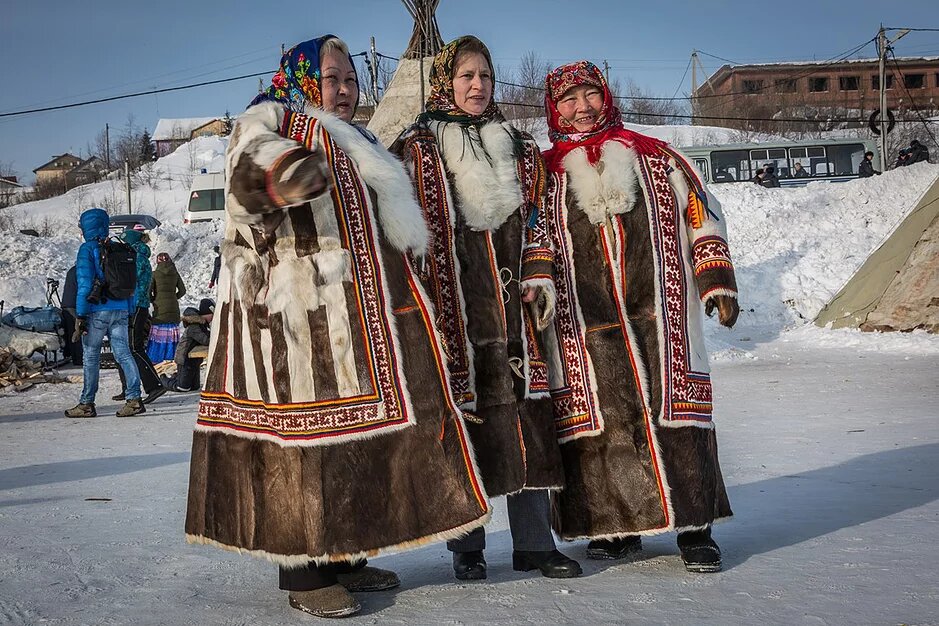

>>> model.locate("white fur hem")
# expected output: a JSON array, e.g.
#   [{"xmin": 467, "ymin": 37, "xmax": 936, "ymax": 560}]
[
  {"xmin": 185, "ymin": 509, "xmax": 492, "ymax": 568},
  {"xmin": 701, "ymin": 288, "xmax": 738, "ymax": 303},
  {"xmin": 557, "ymin": 515, "xmax": 732, "ymax": 542}
]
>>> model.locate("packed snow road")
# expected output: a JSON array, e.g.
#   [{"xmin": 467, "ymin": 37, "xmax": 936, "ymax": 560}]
[{"xmin": 0, "ymin": 336, "xmax": 936, "ymax": 625}]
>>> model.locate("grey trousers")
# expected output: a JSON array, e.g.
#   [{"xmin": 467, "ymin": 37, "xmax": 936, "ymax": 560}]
[{"xmin": 447, "ymin": 489, "xmax": 556, "ymax": 553}]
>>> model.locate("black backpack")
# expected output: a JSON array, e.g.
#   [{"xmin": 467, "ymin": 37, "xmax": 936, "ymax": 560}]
[{"xmin": 100, "ymin": 238, "xmax": 138, "ymax": 300}]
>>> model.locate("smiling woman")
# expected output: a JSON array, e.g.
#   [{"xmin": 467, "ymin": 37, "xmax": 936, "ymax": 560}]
[{"xmin": 185, "ymin": 34, "xmax": 491, "ymax": 619}]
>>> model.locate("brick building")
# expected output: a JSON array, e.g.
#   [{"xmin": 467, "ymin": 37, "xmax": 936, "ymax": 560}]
[{"xmin": 693, "ymin": 56, "xmax": 939, "ymax": 131}]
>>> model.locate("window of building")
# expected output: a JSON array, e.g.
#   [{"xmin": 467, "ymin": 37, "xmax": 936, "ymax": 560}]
[
  {"xmin": 871, "ymin": 75, "xmax": 894, "ymax": 90},
  {"xmin": 808, "ymin": 77, "xmax": 829, "ymax": 92},
  {"xmin": 775, "ymin": 78, "xmax": 798, "ymax": 93},
  {"xmin": 839, "ymin": 76, "xmax": 859, "ymax": 91},
  {"xmin": 743, "ymin": 79, "xmax": 765, "ymax": 94},
  {"xmin": 904, "ymin": 73, "xmax": 925, "ymax": 89}
]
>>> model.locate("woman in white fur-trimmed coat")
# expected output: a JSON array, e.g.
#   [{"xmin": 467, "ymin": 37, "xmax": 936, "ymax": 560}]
[
  {"xmin": 541, "ymin": 61, "xmax": 740, "ymax": 574},
  {"xmin": 184, "ymin": 36, "xmax": 491, "ymax": 619},
  {"xmin": 392, "ymin": 36, "xmax": 580, "ymax": 581}
]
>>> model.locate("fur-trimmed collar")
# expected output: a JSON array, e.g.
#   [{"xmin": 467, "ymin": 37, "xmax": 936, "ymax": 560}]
[
  {"xmin": 562, "ymin": 141, "xmax": 640, "ymax": 225},
  {"xmin": 428, "ymin": 120, "xmax": 524, "ymax": 231},
  {"xmin": 292, "ymin": 103, "xmax": 429, "ymax": 255}
]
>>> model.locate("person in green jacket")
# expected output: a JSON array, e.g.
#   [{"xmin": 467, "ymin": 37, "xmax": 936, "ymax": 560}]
[
  {"xmin": 147, "ymin": 252, "xmax": 186, "ymax": 363},
  {"xmin": 115, "ymin": 227, "xmax": 166, "ymax": 403}
]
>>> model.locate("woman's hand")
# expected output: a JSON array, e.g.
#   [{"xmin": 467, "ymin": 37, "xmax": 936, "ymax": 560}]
[{"xmin": 705, "ymin": 295, "xmax": 739, "ymax": 328}]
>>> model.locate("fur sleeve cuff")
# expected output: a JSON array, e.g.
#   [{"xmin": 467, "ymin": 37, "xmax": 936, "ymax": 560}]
[
  {"xmin": 701, "ymin": 285, "xmax": 738, "ymax": 303},
  {"xmin": 521, "ymin": 245, "xmax": 554, "ymax": 284}
]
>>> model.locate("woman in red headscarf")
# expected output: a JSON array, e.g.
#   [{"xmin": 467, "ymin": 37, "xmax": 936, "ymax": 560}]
[{"xmin": 541, "ymin": 61, "xmax": 739, "ymax": 573}]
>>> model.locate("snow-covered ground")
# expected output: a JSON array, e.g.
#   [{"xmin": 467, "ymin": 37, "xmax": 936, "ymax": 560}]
[
  {"xmin": 0, "ymin": 339, "xmax": 936, "ymax": 624},
  {"xmin": 1, "ymin": 130, "xmax": 938, "ymax": 623}
]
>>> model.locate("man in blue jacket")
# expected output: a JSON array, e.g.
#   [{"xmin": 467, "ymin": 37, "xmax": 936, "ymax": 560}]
[{"xmin": 65, "ymin": 208, "xmax": 145, "ymax": 418}]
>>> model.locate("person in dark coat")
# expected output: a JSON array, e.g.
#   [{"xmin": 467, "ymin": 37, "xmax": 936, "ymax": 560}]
[
  {"xmin": 64, "ymin": 208, "xmax": 145, "ymax": 418},
  {"xmin": 208, "ymin": 245, "xmax": 221, "ymax": 290},
  {"xmin": 859, "ymin": 151, "xmax": 881, "ymax": 178},
  {"xmin": 114, "ymin": 228, "xmax": 166, "ymax": 404},
  {"xmin": 147, "ymin": 252, "xmax": 186, "ymax": 363},
  {"xmin": 760, "ymin": 164, "xmax": 781, "ymax": 188},
  {"xmin": 161, "ymin": 299, "xmax": 213, "ymax": 392},
  {"xmin": 908, "ymin": 140, "xmax": 930, "ymax": 165},
  {"xmin": 896, "ymin": 148, "xmax": 911, "ymax": 167},
  {"xmin": 793, "ymin": 162, "xmax": 810, "ymax": 178},
  {"xmin": 60, "ymin": 265, "xmax": 83, "ymax": 366}
]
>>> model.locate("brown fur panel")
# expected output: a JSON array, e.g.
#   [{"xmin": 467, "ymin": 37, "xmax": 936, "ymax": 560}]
[
  {"xmin": 462, "ymin": 403, "xmax": 526, "ymax": 497},
  {"xmin": 518, "ymin": 396, "xmax": 564, "ymax": 489}
]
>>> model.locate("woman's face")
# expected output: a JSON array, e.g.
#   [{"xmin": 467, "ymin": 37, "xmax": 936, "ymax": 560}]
[
  {"xmin": 556, "ymin": 84, "xmax": 605, "ymax": 132},
  {"xmin": 452, "ymin": 52, "xmax": 493, "ymax": 116},
  {"xmin": 320, "ymin": 50, "xmax": 359, "ymax": 122}
]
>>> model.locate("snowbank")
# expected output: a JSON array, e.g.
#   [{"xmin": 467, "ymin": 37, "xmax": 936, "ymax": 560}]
[
  {"xmin": 2, "ymin": 132, "xmax": 937, "ymax": 352},
  {"xmin": 713, "ymin": 162, "xmax": 939, "ymax": 339}
]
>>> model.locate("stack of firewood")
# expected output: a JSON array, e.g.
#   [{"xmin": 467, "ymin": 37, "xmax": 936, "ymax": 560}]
[{"xmin": 0, "ymin": 348, "xmax": 78, "ymax": 393}]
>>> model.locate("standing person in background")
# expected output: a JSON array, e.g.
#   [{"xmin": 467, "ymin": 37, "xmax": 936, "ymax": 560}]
[
  {"xmin": 60, "ymin": 265, "xmax": 83, "ymax": 366},
  {"xmin": 208, "ymin": 245, "xmax": 221, "ymax": 290},
  {"xmin": 907, "ymin": 139, "xmax": 930, "ymax": 165},
  {"xmin": 64, "ymin": 208, "xmax": 145, "ymax": 418},
  {"xmin": 114, "ymin": 227, "xmax": 166, "ymax": 404},
  {"xmin": 859, "ymin": 151, "xmax": 881, "ymax": 178},
  {"xmin": 147, "ymin": 252, "xmax": 186, "ymax": 363}
]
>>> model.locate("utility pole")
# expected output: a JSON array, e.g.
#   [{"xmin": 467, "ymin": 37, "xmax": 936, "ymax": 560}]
[
  {"xmin": 603, "ymin": 59, "xmax": 610, "ymax": 83},
  {"xmin": 124, "ymin": 160, "xmax": 131, "ymax": 214},
  {"xmin": 877, "ymin": 25, "xmax": 888, "ymax": 172},
  {"xmin": 105, "ymin": 123, "xmax": 110, "ymax": 171},
  {"xmin": 370, "ymin": 36, "xmax": 380, "ymax": 104},
  {"xmin": 691, "ymin": 50, "xmax": 698, "ymax": 125}
]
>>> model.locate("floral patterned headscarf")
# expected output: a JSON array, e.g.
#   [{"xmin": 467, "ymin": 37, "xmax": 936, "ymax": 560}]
[
  {"xmin": 250, "ymin": 35, "xmax": 359, "ymax": 114},
  {"xmin": 421, "ymin": 36, "xmax": 502, "ymax": 125},
  {"xmin": 543, "ymin": 60, "xmax": 665, "ymax": 172}
]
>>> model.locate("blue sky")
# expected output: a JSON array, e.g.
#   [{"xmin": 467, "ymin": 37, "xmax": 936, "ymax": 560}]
[{"xmin": 1, "ymin": 0, "xmax": 937, "ymax": 182}]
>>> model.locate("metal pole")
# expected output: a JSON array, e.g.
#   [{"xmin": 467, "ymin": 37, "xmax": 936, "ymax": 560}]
[
  {"xmin": 105, "ymin": 123, "xmax": 110, "ymax": 170},
  {"xmin": 878, "ymin": 26, "xmax": 888, "ymax": 172},
  {"xmin": 691, "ymin": 51, "xmax": 698, "ymax": 125},
  {"xmin": 125, "ymin": 160, "xmax": 131, "ymax": 214},
  {"xmin": 370, "ymin": 36, "xmax": 380, "ymax": 104}
]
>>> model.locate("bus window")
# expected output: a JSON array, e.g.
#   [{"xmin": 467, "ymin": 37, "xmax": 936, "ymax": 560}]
[
  {"xmin": 827, "ymin": 143, "xmax": 866, "ymax": 175},
  {"xmin": 694, "ymin": 159, "xmax": 710, "ymax": 182},
  {"xmin": 711, "ymin": 149, "xmax": 749, "ymax": 181}
]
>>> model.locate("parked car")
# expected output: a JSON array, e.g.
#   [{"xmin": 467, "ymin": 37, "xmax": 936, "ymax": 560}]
[
  {"xmin": 108, "ymin": 214, "xmax": 161, "ymax": 236},
  {"xmin": 183, "ymin": 173, "xmax": 225, "ymax": 224}
]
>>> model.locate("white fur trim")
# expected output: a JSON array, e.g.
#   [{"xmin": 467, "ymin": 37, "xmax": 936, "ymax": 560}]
[
  {"xmin": 185, "ymin": 508, "xmax": 492, "ymax": 568},
  {"xmin": 702, "ymin": 288, "xmax": 738, "ymax": 303},
  {"xmin": 556, "ymin": 516, "xmax": 732, "ymax": 541},
  {"xmin": 430, "ymin": 120, "xmax": 523, "ymax": 231},
  {"xmin": 302, "ymin": 105, "xmax": 429, "ymax": 255},
  {"xmin": 562, "ymin": 142, "xmax": 640, "ymax": 225}
]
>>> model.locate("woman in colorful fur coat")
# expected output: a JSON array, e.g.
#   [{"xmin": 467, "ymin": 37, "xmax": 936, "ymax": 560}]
[
  {"xmin": 392, "ymin": 36, "xmax": 580, "ymax": 581},
  {"xmin": 541, "ymin": 61, "xmax": 740, "ymax": 573},
  {"xmin": 184, "ymin": 36, "xmax": 490, "ymax": 619}
]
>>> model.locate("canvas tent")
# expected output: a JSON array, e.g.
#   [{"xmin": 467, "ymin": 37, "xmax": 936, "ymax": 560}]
[
  {"xmin": 815, "ymin": 171, "xmax": 939, "ymax": 333},
  {"xmin": 366, "ymin": 0, "xmax": 443, "ymax": 146}
]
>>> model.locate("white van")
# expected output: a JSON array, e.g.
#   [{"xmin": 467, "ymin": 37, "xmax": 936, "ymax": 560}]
[{"xmin": 183, "ymin": 173, "xmax": 226, "ymax": 224}]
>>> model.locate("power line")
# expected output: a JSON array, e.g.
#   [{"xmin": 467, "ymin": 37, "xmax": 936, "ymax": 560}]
[
  {"xmin": 888, "ymin": 50, "xmax": 939, "ymax": 150},
  {"xmin": 670, "ymin": 58, "xmax": 693, "ymax": 102},
  {"xmin": 494, "ymin": 98, "xmax": 906, "ymax": 125},
  {"xmin": 0, "ymin": 71, "xmax": 276, "ymax": 119}
]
